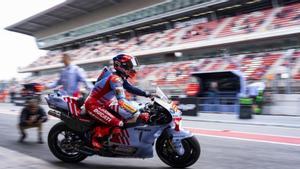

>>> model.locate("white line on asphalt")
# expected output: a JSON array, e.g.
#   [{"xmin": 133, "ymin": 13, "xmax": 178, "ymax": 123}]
[
  {"xmin": 184, "ymin": 127, "xmax": 300, "ymax": 139},
  {"xmin": 194, "ymin": 133, "xmax": 300, "ymax": 147}
]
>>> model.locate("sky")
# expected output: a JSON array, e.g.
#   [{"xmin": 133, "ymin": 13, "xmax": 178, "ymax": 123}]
[{"xmin": 0, "ymin": 0, "xmax": 65, "ymax": 81}]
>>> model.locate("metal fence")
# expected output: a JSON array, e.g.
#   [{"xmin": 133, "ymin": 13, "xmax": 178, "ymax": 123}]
[
  {"xmin": 197, "ymin": 97, "xmax": 240, "ymax": 114},
  {"xmin": 172, "ymin": 96, "xmax": 240, "ymax": 115},
  {"xmin": 269, "ymin": 79, "xmax": 300, "ymax": 94}
]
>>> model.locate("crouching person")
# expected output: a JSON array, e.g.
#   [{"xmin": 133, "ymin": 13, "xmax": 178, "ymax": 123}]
[{"xmin": 18, "ymin": 99, "xmax": 48, "ymax": 143}]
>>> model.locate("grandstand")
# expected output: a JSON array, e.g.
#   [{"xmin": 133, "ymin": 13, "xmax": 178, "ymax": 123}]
[{"xmin": 6, "ymin": 0, "xmax": 300, "ymax": 95}]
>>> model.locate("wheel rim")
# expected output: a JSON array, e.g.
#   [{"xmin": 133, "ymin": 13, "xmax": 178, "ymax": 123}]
[
  {"xmin": 160, "ymin": 138, "xmax": 195, "ymax": 164},
  {"xmin": 54, "ymin": 130, "xmax": 83, "ymax": 157}
]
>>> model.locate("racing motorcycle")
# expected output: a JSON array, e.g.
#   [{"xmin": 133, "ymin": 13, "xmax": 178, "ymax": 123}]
[{"xmin": 46, "ymin": 87, "xmax": 200, "ymax": 168}]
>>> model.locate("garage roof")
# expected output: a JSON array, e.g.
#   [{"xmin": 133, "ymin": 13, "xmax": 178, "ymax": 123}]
[{"xmin": 5, "ymin": 0, "xmax": 121, "ymax": 36}]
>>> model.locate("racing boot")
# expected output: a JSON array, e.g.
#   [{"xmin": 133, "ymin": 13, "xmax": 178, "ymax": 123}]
[
  {"xmin": 91, "ymin": 126, "xmax": 111, "ymax": 150},
  {"xmin": 109, "ymin": 127, "xmax": 122, "ymax": 143}
]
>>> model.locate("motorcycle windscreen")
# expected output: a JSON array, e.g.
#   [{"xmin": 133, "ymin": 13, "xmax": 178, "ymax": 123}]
[{"xmin": 156, "ymin": 87, "xmax": 169, "ymax": 101}]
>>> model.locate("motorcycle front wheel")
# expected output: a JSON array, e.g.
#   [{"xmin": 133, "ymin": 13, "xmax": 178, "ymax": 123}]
[
  {"xmin": 48, "ymin": 122, "xmax": 87, "ymax": 163},
  {"xmin": 156, "ymin": 136, "xmax": 200, "ymax": 168}
]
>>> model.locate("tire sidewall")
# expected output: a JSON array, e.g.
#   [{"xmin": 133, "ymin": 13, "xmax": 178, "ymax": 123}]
[
  {"xmin": 156, "ymin": 135, "xmax": 200, "ymax": 168},
  {"xmin": 48, "ymin": 122, "xmax": 87, "ymax": 163}
]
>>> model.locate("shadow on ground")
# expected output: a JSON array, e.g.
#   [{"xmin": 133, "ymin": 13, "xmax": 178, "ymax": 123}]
[{"xmin": 49, "ymin": 161, "xmax": 171, "ymax": 169}]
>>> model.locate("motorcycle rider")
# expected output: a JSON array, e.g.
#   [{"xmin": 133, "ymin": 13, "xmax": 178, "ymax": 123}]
[{"xmin": 84, "ymin": 54, "xmax": 152, "ymax": 150}]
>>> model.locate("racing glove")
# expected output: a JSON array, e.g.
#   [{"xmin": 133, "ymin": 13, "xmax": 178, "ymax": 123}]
[{"xmin": 138, "ymin": 112, "xmax": 150, "ymax": 123}]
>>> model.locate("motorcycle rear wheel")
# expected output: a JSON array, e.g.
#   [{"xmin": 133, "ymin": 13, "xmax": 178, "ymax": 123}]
[
  {"xmin": 48, "ymin": 122, "xmax": 87, "ymax": 163},
  {"xmin": 156, "ymin": 136, "xmax": 200, "ymax": 168}
]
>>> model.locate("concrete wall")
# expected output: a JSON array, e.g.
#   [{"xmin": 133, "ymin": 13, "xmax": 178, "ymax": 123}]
[
  {"xmin": 34, "ymin": 0, "xmax": 164, "ymax": 39},
  {"xmin": 263, "ymin": 94, "xmax": 300, "ymax": 116}
]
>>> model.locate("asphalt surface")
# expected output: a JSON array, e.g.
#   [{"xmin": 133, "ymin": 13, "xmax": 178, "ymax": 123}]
[{"xmin": 0, "ymin": 103, "xmax": 299, "ymax": 169}]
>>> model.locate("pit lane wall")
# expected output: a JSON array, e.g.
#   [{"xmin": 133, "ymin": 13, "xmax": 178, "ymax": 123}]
[
  {"xmin": 262, "ymin": 94, "xmax": 300, "ymax": 116},
  {"xmin": 173, "ymin": 94, "xmax": 300, "ymax": 116}
]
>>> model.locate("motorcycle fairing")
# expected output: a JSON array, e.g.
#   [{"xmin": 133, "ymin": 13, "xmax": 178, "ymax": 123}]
[
  {"xmin": 109, "ymin": 125, "xmax": 167, "ymax": 158},
  {"xmin": 46, "ymin": 87, "xmax": 194, "ymax": 159}
]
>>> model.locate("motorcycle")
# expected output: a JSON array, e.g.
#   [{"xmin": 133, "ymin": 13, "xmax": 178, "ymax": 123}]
[{"xmin": 46, "ymin": 87, "xmax": 200, "ymax": 168}]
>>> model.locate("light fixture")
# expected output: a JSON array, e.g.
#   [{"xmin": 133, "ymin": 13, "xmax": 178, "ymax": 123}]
[{"xmin": 175, "ymin": 52, "xmax": 183, "ymax": 57}]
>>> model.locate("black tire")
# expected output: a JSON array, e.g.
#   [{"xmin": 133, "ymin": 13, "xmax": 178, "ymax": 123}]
[
  {"xmin": 156, "ymin": 136, "xmax": 200, "ymax": 168},
  {"xmin": 48, "ymin": 122, "xmax": 87, "ymax": 163}
]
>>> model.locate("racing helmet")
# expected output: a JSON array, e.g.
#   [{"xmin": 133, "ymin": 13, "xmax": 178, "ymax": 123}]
[{"xmin": 113, "ymin": 54, "xmax": 139, "ymax": 78}]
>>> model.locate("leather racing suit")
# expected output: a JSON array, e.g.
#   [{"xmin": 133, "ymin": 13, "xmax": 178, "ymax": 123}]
[{"xmin": 84, "ymin": 67, "xmax": 148, "ymax": 149}]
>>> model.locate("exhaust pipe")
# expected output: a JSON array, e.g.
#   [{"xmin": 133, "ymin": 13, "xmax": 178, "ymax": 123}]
[
  {"xmin": 48, "ymin": 110, "xmax": 61, "ymax": 119},
  {"xmin": 74, "ymin": 146, "xmax": 96, "ymax": 156}
]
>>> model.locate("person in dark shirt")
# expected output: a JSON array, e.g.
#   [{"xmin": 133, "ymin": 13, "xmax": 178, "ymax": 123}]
[
  {"xmin": 18, "ymin": 99, "xmax": 48, "ymax": 143},
  {"xmin": 207, "ymin": 81, "xmax": 220, "ymax": 104}
]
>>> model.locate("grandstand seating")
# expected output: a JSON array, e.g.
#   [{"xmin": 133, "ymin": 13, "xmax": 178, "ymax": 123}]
[
  {"xmin": 218, "ymin": 9, "xmax": 272, "ymax": 37},
  {"xmin": 295, "ymin": 72, "xmax": 300, "ymax": 79},
  {"xmin": 181, "ymin": 19, "xmax": 223, "ymax": 42},
  {"xmin": 22, "ymin": 2, "xmax": 300, "ymax": 88},
  {"xmin": 142, "ymin": 50, "xmax": 299, "ymax": 88},
  {"xmin": 25, "ymin": 49, "xmax": 300, "ymax": 92},
  {"xmin": 268, "ymin": 3, "xmax": 300, "ymax": 30},
  {"xmin": 23, "ymin": 73, "xmax": 59, "ymax": 85},
  {"xmin": 22, "ymin": 2, "xmax": 300, "ymax": 71},
  {"xmin": 292, "ymin": 50, "xmax": 300, "ymax": 79}
]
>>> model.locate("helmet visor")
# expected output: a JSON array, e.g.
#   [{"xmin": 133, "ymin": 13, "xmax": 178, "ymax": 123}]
[
  {"xmin": 127, "ymin": 57, "xmax": 139, "ymax": 70},
  {"xmin": 131, "ymin": 57, "xmax": 139, "ymax": 67}
]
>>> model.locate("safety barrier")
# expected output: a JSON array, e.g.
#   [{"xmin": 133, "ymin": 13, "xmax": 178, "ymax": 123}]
[{"xmin": 172, "ymin": 96, "xmax": 240, "ymax": 116}]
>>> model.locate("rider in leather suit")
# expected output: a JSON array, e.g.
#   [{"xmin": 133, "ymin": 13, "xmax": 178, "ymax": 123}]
[{"xmin": 84, "ymin": 54, "xmax": 151, "ymax": 150}]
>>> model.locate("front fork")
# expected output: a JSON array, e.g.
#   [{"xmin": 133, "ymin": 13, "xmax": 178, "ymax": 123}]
[{"xmin": 162, "ymin": 127, "xmax": 193, "ymax": 156}]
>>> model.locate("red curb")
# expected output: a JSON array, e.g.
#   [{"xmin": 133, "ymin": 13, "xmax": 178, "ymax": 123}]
[{"xmin": 185, "ymin": 127, "xmax": 300, "ymax": 145}]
